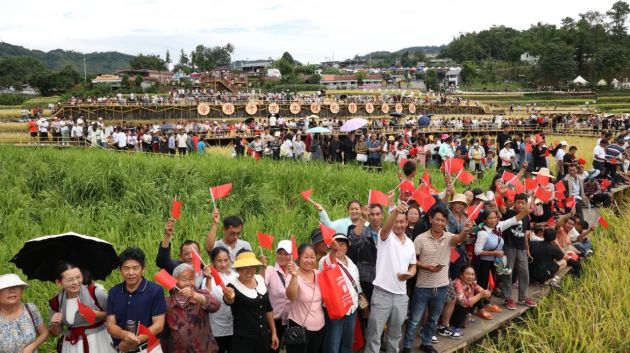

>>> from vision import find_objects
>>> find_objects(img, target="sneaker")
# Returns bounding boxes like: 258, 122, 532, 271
437, 326, 463, 340
505, 298, 517, 310
550, 277, 561, 288
585, 249, 594, 256
431, 336, 439, 344
518, 298, 537, 307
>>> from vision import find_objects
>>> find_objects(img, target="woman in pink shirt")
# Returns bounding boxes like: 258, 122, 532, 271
285, 244, 324, 353
263, 240, 293, 353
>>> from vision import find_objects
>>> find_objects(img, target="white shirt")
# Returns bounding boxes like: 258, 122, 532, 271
206, 270, 238, 337
116, 132, 127, 148
372, 231, 416, 295
556, 148, 566, 161
176, 133, 187, 148
593, 145, 606, 162
499, 148, 515, 166
38, 120, 49, 133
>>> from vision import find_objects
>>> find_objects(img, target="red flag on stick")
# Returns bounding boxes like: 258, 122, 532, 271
535, 188, 552, 203
442, 158, 464, 174
154, 269, 179, 291
138, 323, 160, 353
400, 179, 416, 195
505, 189, 516, 202
368, 189, 389, 207
191, 249, 203, 274
600, 179, 612, 190
597, 216, 609, 229
420, 169, 438, 194
502, 171, 517, 183
525, 143, 533, 153
555, 181, 566, 194
411, 185, 435, 212
256, 232, 275, 250
77, 302, 97, 324
210, 266, 226, 290
466, 203, 483, 221
510, 178, 525, 194
170, 197, 182, 220
487, 272, 495, 291
290, 235, 298, 260
300, 188, 313, 201
450, 248, 461, 263
457, 170, 476, 185
536, 174, 549, 187
555, 190, 566, 200
525, 178, 538, 191
495, 194, 505, 207
210, 183, 233, 200
319, 224, 335, 247
565, 196, 576, 209
546, 217, 557, 227
352, 316, 365, 351
577, 158, 586, 166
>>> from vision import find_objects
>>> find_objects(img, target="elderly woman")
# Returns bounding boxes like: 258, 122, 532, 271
48, 262, 114, 353
223, 250, 279, 353
319, 234, 365, 353
0, 274, 48, 353
164, 263, 221, 353
449, 266, 491, 330
207, 247, 238, 353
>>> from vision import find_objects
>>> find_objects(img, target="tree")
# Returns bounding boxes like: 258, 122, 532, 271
356, 71, 366, 85
165, 50, 171, 68
134, 75, 144, 88
179, 49, 189, 66
55, 65, 81, 91
29, 70, 56, 96
424, 70, 439, 91
130, 54, 167, 71
607, 1, 630, 39
121, 74, 130, 88
190, 44, 234, 71
460, 60, 478, 83
272, 57, 294, 76
281, 52, 295, 66
537, 41, 576, 86
0, 56, 46, 87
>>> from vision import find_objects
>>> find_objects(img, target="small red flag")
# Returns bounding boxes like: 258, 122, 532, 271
411, 185, 435, 212
600, 179, 611, 190
495, 194, 505, 207
210, 266, 226, 290
525, 178, 538, 191
138, 323, 160, 353
254, 152, 261, 161
352, 316, 365, 351
511, 178, 525, 194
442, 158, 465, 174
368, 189, 389, 207
565, 196, 576, 209
450, 248, 461, 263
525, 143, 533, 153
577, 158, 586, 166
319, 224, 335, 247
487, 272, 495, 291
210, 183, 233, 200
256, 232, 275, 250
457, 170, 475, 185
399, 158, 408, 169
300, 188, 313, 201
77, 302, 97, 325
290, 235, 298, 261
597, 216, 609, 229
400, 179, 416, 195
555, 181, 566, 194
544, 149, 551, 157
610, 158, 618, 165
154, 269, 178, 291
555, 190, 566, 200
505, 189, 516, 202
502, 171, 517, 183
536, 174, 549, 187
170, 197, 182, 220
420, 170, 438, 194
466, 203, 483, 221
535, 188, 552, 203
546, 217, 556, 227
191, 249, 203, 273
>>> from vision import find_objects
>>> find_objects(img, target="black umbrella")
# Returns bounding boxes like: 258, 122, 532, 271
10, 232, 119, 282
243, 117, 255, 123
389, 112, 403, 117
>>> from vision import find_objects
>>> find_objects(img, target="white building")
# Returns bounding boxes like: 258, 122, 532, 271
520, 52, 539, 64
320, 74, 383, 89
445, 67, 462, 86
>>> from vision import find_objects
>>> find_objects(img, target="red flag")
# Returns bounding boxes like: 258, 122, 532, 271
544, 149, 551, 157
555, 181, 566, 194
597, 216, 609, 229
555, 190, 566, 200
254, 151, 261, 161
466, 203, 483, 221
535, 188, 552, 203
138, 323, 160, 353
546, 217, 556, 227
450, 248, 461, 263
399, 158, 408, 169
505, 189, 516, 202
400, 179, 416, 195
256, 232, 275, 250
290, 235, 298, 260
525, 178, 538, 191
241, 138, 248, 146
495, 194, 505, 207
77, 302, 97, 325
170, 197, 182, 220
565, 196, 576, 209
502, 171, 517, 183
442, 158, 464, 174
525, 143, 533, 153
487, 272, 495, 291
511, 178, 525, 194
457, 170, 475, 185
368, 189, 389, 207
210, 266, 226, 290
191, 249, 203, 274
577, 158, 586, 166
154, 269, 178, 291
352, 316, 365, 351
536, 174, 549, 187
411, 185, 435, 212
420, 170, 438, 194
300, 188, 313, 201
210, 183, 233, 200
319, 224, 335, 247
600, 179, 611, 190
610, 158, 618, 165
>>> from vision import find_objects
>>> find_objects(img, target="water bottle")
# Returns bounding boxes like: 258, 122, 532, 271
125, 320, 137, 335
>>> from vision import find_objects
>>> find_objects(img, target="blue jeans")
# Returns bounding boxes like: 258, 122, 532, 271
323, 310, 357, 353
402, 286, 448, 348
573, 239, 593, 254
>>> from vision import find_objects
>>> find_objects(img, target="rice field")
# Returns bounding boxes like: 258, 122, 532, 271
0, 136, 626, 352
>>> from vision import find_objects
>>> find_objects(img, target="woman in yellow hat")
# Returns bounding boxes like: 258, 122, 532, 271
223, 250, 279, 353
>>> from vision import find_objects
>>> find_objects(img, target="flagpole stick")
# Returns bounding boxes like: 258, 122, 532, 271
210, 188, 217, 209
389, 179, 405, 193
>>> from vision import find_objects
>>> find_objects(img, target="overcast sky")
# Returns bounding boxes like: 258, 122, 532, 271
0, 0, 623, 64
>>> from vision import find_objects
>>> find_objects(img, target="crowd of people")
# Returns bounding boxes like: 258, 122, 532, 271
3, 123, 615, 352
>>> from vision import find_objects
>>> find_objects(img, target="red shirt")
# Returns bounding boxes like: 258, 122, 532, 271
28, 121, 38, 133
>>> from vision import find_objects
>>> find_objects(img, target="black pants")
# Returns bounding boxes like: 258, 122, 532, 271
271, 319, 286, 353
216, 335, 232, 353
285, 320, 324, 353
591, 193, 612, 207
178, 147, 187, 155
450, 304, 472, 328
475, 259, 495, 307
232, 334, 270, 353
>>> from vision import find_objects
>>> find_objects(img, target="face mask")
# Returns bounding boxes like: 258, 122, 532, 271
474, 143, 479, 147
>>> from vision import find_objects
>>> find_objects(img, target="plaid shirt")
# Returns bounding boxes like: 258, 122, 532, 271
583, 180, 602, 198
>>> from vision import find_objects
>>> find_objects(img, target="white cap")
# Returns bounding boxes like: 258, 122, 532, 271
0, 274, 29, 290
559, 141, 568, 146
276, 240, 292, 254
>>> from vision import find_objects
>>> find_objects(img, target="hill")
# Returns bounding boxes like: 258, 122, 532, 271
359, 45, 445, 60
0, 42, 133, 74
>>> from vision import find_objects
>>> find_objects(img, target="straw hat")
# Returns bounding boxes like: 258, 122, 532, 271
450, 193, 469, 205
232, 251, 263, 269
532, 167, 556, 179
0, 274, 29, 290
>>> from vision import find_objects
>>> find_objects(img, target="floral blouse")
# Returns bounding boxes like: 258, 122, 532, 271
452, 279, 483, 308
0, 303, 43, 353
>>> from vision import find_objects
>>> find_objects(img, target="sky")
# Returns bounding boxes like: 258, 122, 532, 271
0, 0, 623, 64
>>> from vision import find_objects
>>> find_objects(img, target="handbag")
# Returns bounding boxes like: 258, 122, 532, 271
356, 153, 368, 162
283, 271, 316, 345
